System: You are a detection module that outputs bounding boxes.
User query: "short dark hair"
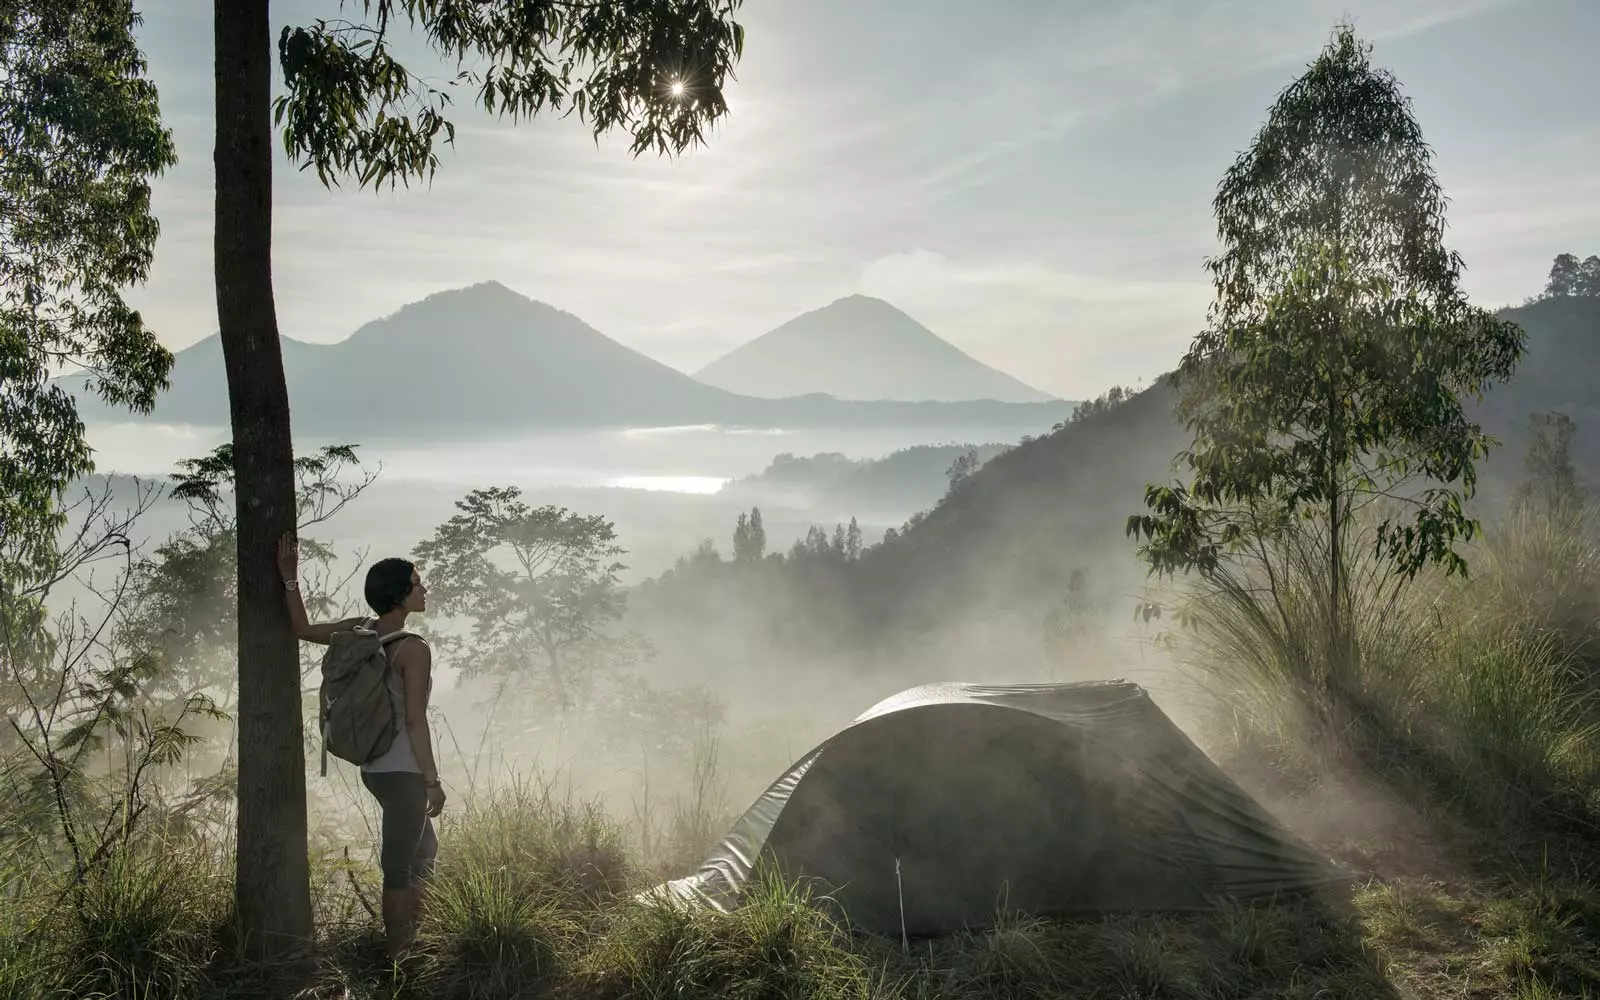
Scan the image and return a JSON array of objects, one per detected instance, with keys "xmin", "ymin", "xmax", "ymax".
[{"xmin": 365, "ymin": 557, "xmax": 416, "ymax": 614}]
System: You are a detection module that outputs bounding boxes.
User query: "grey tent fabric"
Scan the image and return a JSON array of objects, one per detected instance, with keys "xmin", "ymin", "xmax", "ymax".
[{"xmin": 649, "ymin": 680, "xmax": 1349, "ymax": 936}]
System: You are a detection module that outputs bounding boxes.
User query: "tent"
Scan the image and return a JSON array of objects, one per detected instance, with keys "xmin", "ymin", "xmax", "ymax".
[{"xmin": 651, "ymin": 680, "xmax": 1349, "ymax": 936}]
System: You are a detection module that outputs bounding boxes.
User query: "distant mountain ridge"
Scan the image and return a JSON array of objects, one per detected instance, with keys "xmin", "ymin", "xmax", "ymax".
[
  {"xmin": 65, "ymin": 282, "xmax": 1076, "ymax": 439},
  {"xmin": 694, "ymin": 295, "xmax": 1056, "ymax": 404}
]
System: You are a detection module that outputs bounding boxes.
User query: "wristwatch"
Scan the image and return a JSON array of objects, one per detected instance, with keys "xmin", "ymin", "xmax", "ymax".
[{"xmin": 284, "ymin": 579, "xmax": 299, "ymax": 591}]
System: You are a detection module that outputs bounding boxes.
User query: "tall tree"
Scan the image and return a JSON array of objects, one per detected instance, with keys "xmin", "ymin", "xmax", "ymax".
[
  {"xmin": 1545, "ymin": 252, "xmax": 1582, "ymax": 297},
  {"xmin": 732, "ymin": 505, "xmax": 765, "ymax": 562},
  {"xmin": 213, "ymin": 0, "xmax": 746, "ymax": 960},
  {"xmin": 748, "ymin": 506, "xmax": 765, "ymax": 560},
  {"xmin": 1579, "ymin": 255, "xmax": 1600, "ymax": 298},
  {"xmin": 413, "ymin": 487, "xmax": 626, "ymax": 712},
  {"xmin": 0, "ymin": 0, "xmax": 176, "ymax": 581},
  {"xmin": 1127, "ymin": 25, "xmax": 1523, "ymax": 712},
  {"xmin": 945, "ymin": 448, "xmax": 981, "ymax": 494}
]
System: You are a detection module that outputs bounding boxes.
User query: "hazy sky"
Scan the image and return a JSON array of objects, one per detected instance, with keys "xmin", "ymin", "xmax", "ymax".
[{"xmin": 128, "ymin": 0, "xmax": 1598, "ymax": 400}]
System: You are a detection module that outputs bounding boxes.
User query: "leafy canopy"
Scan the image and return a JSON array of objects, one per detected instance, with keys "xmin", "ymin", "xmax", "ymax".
[
  {"xmin": 273, "ymin": 0, "xmax": 746, "ymax": 189},
  {"xmin": 1128, "ymin": 24, "xmax": 1524, "ymax": 586},
  {"xmin": 0, "ymin": 0, "xmax": 177, "ymax": 578}
]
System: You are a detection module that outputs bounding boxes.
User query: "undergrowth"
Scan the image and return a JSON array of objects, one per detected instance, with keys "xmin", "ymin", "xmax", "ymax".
[
  {"xmin": 1182, "ymin": 503, "xmax": 1600, "ymax": 841},
  {"xmin": 2, "ymin": 783, "xmax": 1596, "ymax": 1000}
]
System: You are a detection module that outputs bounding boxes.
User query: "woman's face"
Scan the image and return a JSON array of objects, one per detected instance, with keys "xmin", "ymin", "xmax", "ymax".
[{"xmin": 404, "ymin": 570, "xmax": 427, "ymax": 614}]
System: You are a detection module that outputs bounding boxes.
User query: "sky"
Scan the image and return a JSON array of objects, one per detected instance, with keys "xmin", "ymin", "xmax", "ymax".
[{"xmin": 127, "ymin": 0, "xmax": 1600, "ymax": 401}]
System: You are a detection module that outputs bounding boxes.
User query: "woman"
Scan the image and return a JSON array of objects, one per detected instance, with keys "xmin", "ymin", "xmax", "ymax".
[{"xmin": 277, "ymin": 532, "xmax": 445, "ymax": 960}]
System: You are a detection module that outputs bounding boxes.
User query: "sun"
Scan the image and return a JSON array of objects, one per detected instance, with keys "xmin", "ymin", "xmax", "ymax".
[{"xmin": 669, "ymin": 80, "xmax": 685, "ymax": 97}]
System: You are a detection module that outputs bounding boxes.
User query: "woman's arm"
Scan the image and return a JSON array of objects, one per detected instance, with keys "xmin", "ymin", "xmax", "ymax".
[
  {"xmin": 278, "ymin": 533, "xmax": 360, "ymax": 643},
  {"xmin": 397, "ymin": 638, "xmax": 445, "ymax": 815}
]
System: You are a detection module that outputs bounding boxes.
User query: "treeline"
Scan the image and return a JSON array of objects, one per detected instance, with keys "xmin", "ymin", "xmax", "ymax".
[{"xmin": 720, "ymin": 442, "xmax": 1014, "ymax": 516}]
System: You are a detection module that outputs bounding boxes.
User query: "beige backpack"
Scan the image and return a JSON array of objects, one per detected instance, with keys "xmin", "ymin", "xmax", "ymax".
[{"xmin": 317, "ymin": 621, "xmax": 415, "ymax": 776}]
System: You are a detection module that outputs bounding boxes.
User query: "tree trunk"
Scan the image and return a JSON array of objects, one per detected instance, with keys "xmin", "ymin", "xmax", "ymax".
[{"xmin": 214, "ymin": 0, "xmax": 313, "ymax": 962}]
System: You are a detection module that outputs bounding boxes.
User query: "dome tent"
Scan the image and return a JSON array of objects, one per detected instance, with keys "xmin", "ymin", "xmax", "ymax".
[{"xmin": 652, "ymin": 680, "xmax": 1349, "ymax": 937}]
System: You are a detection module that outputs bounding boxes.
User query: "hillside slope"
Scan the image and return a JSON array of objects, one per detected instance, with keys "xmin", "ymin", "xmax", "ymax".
[
  {"xmin": 855, "ymin": 294, "xmax": 1600, "ymax": 632},
  {"xmin": 695, "ymin": 295, "xmax": 1056, "ymax": 404},
  {"xmin": 627, "ymin": 295, "xmax": 1600, "ymax": 689}
]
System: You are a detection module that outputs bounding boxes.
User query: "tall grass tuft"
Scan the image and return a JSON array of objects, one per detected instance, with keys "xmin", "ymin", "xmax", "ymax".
[
  {"xmin": 1425, "ymin": 622, "xmax": 1600, "ymax": 820},
  {"xmin": 69, "ymin": 840, "xmax": 227, "ymax": 1000},
  {"xmin": 386, "ymin": 777, "xmax": 630, "ymax": 998},
  {"xmin": 441, "ymin": 774, "xmax": 636, "ymax": 911},
  {"xmin": 580, "ymin": 868, "xmax": 888, "ymax": 1000},
  {"xmin": 0, "ymin": 859, "xmax": 60, "ymax": 1000},
  {"xmin": 1462, "ymin": 502, "xmax": 1600, "ymax": 669},
  {"xmin": 417, "ymin": 873, "xmax": 579, "ymax": 999},
  {"xmin": 0, "ymin": 837, "xmax": 228, "ymax": 1000}
]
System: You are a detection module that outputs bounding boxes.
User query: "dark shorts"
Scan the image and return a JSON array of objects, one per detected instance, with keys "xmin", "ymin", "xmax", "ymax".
[{"xmin": 361, "ymin": 770, "xmax": 438, "ymax": 891}]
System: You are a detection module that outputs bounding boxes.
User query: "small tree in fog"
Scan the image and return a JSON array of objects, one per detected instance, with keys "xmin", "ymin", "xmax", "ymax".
[
  {"xmin": 1127, "ymin": 25, "xmax": 1524, "ymax": 718},
  {"xmin": 845, "ymin": 517, "xmax": 863, "ymax": 560},
  {"xmin": 732, "ymin": 506, "xmax": 765, "ymax": 562},
  {"xmin": 1514, "ymin": 411, "xmax": 1584, "ymax": 519},
  {"xmin": 414, "ymin": 486, "xmax": 627, "ymax": 711},
  {"xmin": 1042, "ymin": 567, "xmax": 1102, "ymax": 678},
  {"xmin": 115, "ymin": 443, "xmax": 376, "ymax": 716}
]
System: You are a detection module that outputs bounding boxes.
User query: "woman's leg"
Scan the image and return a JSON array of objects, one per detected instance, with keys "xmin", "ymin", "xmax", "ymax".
[
  {"xmin": 362, "ymin": 772, "xmax": 430, "ymax": 959},
  {"xmin": 408, "ymin": 818, "xmax": 438, "ymax": 940}
]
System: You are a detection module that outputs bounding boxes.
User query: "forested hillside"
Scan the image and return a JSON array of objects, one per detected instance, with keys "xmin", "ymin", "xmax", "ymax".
[{"xmin": 629, "ymin": 291, "xmax": 1600, "ymax": 687}]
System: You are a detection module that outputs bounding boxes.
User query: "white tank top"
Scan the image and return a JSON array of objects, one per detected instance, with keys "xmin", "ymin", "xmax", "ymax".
[{"xmin": 360, "ymin": 629, "xmax": 430, "ymax": 774}]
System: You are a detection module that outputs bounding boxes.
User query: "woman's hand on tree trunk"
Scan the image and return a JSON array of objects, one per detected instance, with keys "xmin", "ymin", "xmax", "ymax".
[{"xmin": 276, "ymin": 532, "xmax": 299, "ymax": 584}]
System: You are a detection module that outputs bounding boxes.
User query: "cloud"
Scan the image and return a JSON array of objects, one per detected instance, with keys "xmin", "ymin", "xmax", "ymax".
[{"xmin": 860, "ymin": 250, "xmax": 1207, "ymax": 309}]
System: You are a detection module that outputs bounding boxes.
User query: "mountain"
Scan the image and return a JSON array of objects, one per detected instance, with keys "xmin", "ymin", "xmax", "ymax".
[
  {"xmin": 65, "ymin": 283, "xmax": 1076, "ymax": 438},
  {"xmin": 693, "ymin": 295, "xmax": 1057, "ymax": 404}
]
